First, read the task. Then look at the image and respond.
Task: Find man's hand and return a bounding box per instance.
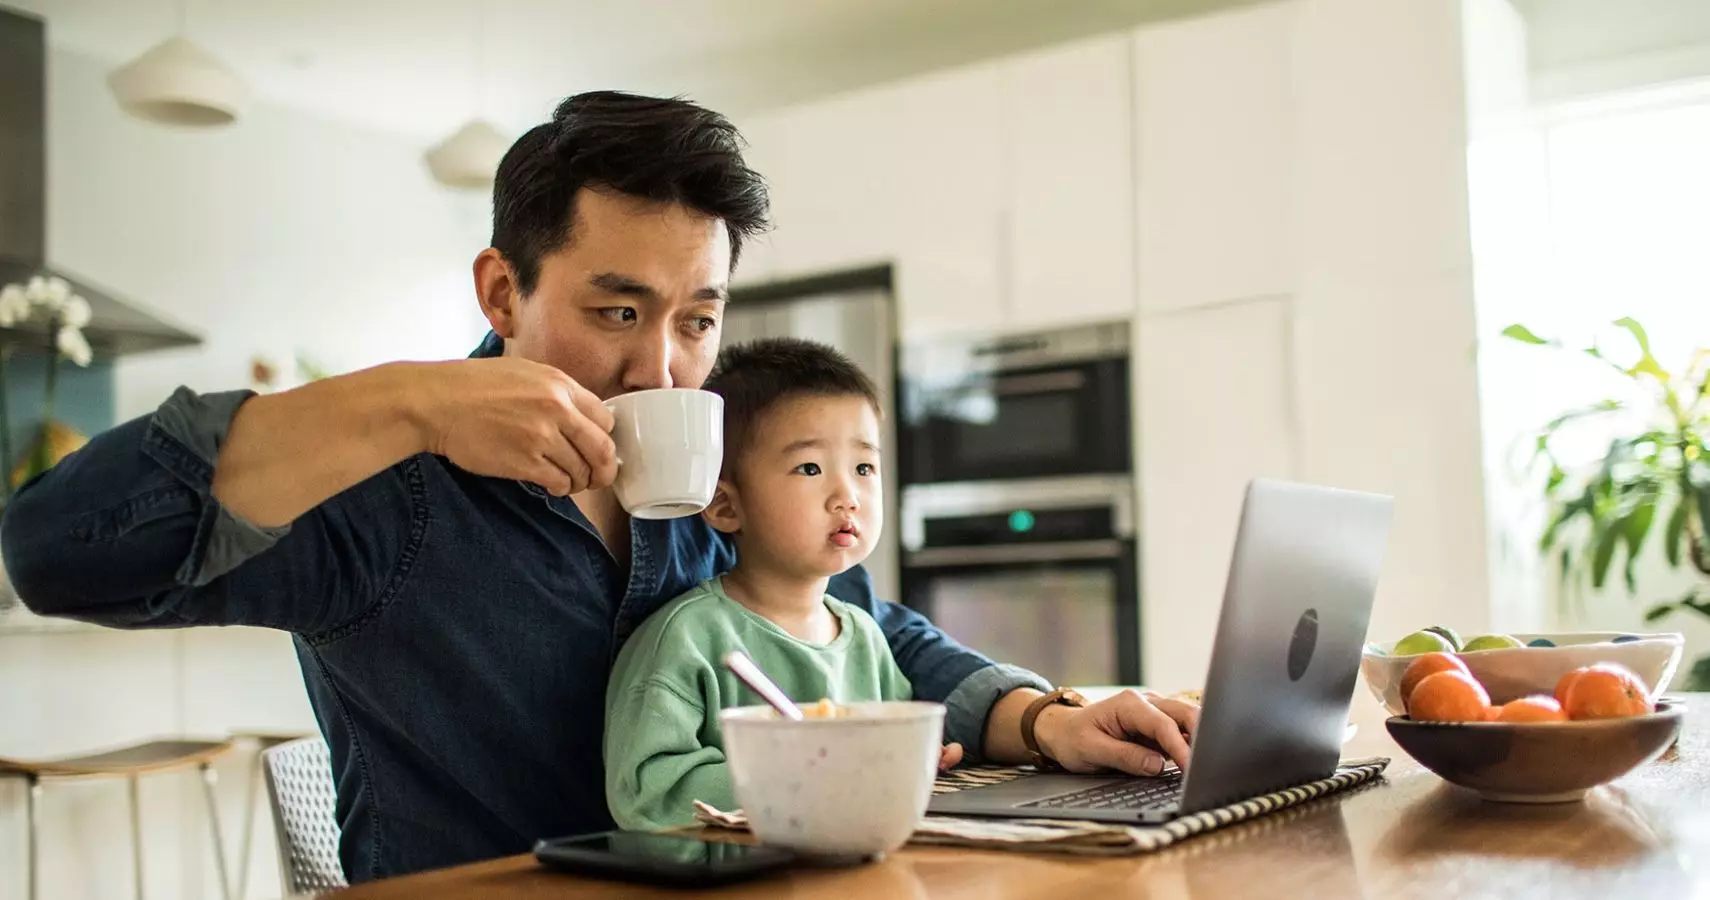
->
[413,358,618,497]
[1033,690,1199,776]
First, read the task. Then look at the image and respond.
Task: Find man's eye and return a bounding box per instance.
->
[598,308,637,324]
[691,316,718,333]
[793,462,822,476]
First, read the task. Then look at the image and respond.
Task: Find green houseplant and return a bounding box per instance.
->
[1504,317,1710,690]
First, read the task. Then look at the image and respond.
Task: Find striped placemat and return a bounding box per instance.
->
[693,757,1389,856]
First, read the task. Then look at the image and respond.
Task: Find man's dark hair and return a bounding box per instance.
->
[491,91,771,295]
[704,337,881,476]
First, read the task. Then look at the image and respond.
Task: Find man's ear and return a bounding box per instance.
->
[474,247,522,339]
[702,479,742,535]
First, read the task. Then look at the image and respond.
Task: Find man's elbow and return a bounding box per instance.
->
[2,482,80,615]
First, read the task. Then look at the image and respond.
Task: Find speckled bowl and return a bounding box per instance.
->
[1386,700,1684,803]
[1360,632,1684,716]
[720,701,944,861]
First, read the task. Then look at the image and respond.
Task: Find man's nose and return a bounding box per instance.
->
[621,329,675,391]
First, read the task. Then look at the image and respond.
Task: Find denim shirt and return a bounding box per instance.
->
[0,332,1048,883]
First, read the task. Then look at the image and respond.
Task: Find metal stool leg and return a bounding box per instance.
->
[236,749,263,900]
[25,775,41,900]
[128,775,143,900]
[198,762,234,900]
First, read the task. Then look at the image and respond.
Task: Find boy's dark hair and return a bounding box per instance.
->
[491,91,771,296]
[704,337,881,475]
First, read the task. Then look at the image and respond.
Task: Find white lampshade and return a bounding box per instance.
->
[424,119,511,190]
[108,35,248,127]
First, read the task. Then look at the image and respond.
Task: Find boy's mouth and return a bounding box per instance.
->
[829,522,860,549]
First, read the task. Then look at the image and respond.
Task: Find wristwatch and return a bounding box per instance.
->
[1020,687,1087,771]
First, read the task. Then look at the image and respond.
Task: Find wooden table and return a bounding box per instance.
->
[330,694,1707,900]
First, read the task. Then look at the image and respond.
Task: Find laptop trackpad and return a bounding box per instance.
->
[927,774,1132,815]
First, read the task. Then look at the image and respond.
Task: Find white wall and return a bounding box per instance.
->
[2,47,489,900]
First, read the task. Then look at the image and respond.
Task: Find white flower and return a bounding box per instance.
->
[43,276,71,306]
[24,275,47,303]
[61,295,92,330]
[0,283,28,327]
[56,325,93,367]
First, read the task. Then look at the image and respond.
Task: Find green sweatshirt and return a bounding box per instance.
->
[604,576,913,831]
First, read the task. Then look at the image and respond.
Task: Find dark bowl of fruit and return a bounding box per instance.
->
[1385,658,1685,803]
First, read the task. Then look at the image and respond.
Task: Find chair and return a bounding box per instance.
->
[260,737,347,895]
[0,738,236,900]
[228,729,314,900]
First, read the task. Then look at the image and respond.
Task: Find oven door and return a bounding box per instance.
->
[902,540,1139,688]
[899,357,1130,484]
[898,476,1141,687]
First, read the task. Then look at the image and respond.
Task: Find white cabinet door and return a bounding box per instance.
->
[740,91,898,281]
[1135,296,1298,688]
[1132,3,1298,313]
[1001,34,1136,330]
[887,64,1006,340]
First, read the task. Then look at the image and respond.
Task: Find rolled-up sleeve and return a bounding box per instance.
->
[941,664,1052,758]
[2,386,408,635]
[144,387,291,585]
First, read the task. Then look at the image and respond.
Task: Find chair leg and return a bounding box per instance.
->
[128,775,143,900]
[237,751,263,900]
[25,776,41,900]
[199,763,234,900]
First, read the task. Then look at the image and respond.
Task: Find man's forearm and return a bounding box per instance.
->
[212,362,431,528]
[982,687,1075,764]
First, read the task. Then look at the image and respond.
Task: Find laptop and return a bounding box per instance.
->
[928,478,1394,825]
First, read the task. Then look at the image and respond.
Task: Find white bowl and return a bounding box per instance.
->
[1360,631,1684,716]
[719,701,944,861]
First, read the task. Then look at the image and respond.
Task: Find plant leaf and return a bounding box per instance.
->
[1622,498,1656,593]
[1686,655,1710,693]
[1644,601,1678,624]
[1502,324,1551,345]
[1590,519,1622,590]
[1665,496,1689,568]
[1613,317,1671,380]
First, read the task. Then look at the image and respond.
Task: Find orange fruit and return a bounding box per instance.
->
[1483,705,1503,721]
[1400,652,1470,706]
[1495,695,1567,723]
[1562,664,1652,720]
[1408,670,1492,722]
[1553,668,1589,708]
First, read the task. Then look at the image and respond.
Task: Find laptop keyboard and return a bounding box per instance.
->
[1020,769,1185,811]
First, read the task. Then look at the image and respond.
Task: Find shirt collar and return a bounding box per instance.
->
[471,330,504,359]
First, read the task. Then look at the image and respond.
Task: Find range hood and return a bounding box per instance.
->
[0,5,200,356]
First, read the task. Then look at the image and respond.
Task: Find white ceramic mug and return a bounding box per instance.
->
[603,388,724,519]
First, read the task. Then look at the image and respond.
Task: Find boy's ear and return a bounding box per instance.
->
[702,479,742,534]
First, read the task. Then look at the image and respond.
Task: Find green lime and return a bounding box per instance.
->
[1422,625,1463,651]
[1393,630,1454,656]
[1462,634,1524,652]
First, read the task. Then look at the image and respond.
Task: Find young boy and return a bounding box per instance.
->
[604,337,961,831]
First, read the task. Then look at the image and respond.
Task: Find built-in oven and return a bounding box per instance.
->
[898,475,1139,687]
[897,321,1130,486]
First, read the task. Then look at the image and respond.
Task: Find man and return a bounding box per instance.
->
[1,92,1197,882]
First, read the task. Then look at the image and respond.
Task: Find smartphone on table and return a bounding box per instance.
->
[534,830,794,888]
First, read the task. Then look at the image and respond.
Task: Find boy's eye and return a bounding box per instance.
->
[857,463,877,476]
[793,462,822,476]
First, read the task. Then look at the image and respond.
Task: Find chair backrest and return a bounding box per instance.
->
[262,736,348,894]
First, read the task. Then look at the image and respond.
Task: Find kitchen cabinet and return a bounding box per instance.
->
[1132,3,1297,313]
[885,65,1006,339]
[1135,295,1298,688]
[1000,34,1137,330]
